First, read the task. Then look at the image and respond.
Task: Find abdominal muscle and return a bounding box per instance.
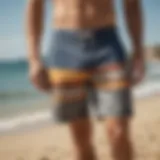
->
[52,0,116,29]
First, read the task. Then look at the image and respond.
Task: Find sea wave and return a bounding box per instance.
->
[0,110,52,133]
[0,81,160,133]
[0,90,41,100]
[133,81,160,98]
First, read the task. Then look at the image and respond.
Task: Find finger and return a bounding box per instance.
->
[132,75,144,86]
[30,77,51,93]
[29,70,52,92]
[33,82,50,93]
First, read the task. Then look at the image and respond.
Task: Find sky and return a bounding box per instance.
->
[0,0,159,60]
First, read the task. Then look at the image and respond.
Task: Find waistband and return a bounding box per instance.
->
[52,25,117,38]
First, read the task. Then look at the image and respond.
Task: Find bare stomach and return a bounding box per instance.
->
[52,0,116,29]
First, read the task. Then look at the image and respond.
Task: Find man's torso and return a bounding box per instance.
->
[52,0,116,29]
[46,0,132,121]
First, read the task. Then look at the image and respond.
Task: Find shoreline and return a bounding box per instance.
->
[0,92,160,135]
[0,95,160,160]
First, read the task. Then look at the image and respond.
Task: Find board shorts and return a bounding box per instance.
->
[45,26,133,122]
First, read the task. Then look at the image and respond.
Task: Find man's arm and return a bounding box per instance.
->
[26,0,44,65]
[123,0,145,84]
[123,0,143,58]
[25,0,51,91]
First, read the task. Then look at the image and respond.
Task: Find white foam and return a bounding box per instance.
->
[1,81,160,133]
[0,110,52,133]
[133,81,160,98]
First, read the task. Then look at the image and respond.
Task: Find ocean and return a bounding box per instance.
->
[0,60,160,134]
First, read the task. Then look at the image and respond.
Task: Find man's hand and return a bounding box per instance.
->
[130,51,145,86]
[26,0,49,92]
[29,60,52,92]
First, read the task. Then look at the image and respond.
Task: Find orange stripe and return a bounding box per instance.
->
[53,81,85,87]
[48,69,90,84]
[95,81,130,90]
[90,63,125,74]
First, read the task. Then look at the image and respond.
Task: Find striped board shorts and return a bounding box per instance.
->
[45,26,133,122]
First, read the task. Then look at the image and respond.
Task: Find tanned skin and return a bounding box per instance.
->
[25,0,144,159]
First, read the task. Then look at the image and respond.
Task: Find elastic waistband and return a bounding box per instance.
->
[52,25,117,34]
[52,25,117,40]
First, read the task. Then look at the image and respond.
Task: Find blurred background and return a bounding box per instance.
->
[0,0,160,134]
[0,1,160,160]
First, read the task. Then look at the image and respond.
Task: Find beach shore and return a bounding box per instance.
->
[0,96,160,160]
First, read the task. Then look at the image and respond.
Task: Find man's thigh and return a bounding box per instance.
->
[90,63,133,118]
[48,68,91,122]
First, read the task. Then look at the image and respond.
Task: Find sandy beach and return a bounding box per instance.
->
[0,96,160,160]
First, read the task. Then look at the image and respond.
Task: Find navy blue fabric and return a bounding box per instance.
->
[46,26,127,69]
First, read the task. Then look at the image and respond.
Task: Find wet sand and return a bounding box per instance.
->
[0,96,160,160]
